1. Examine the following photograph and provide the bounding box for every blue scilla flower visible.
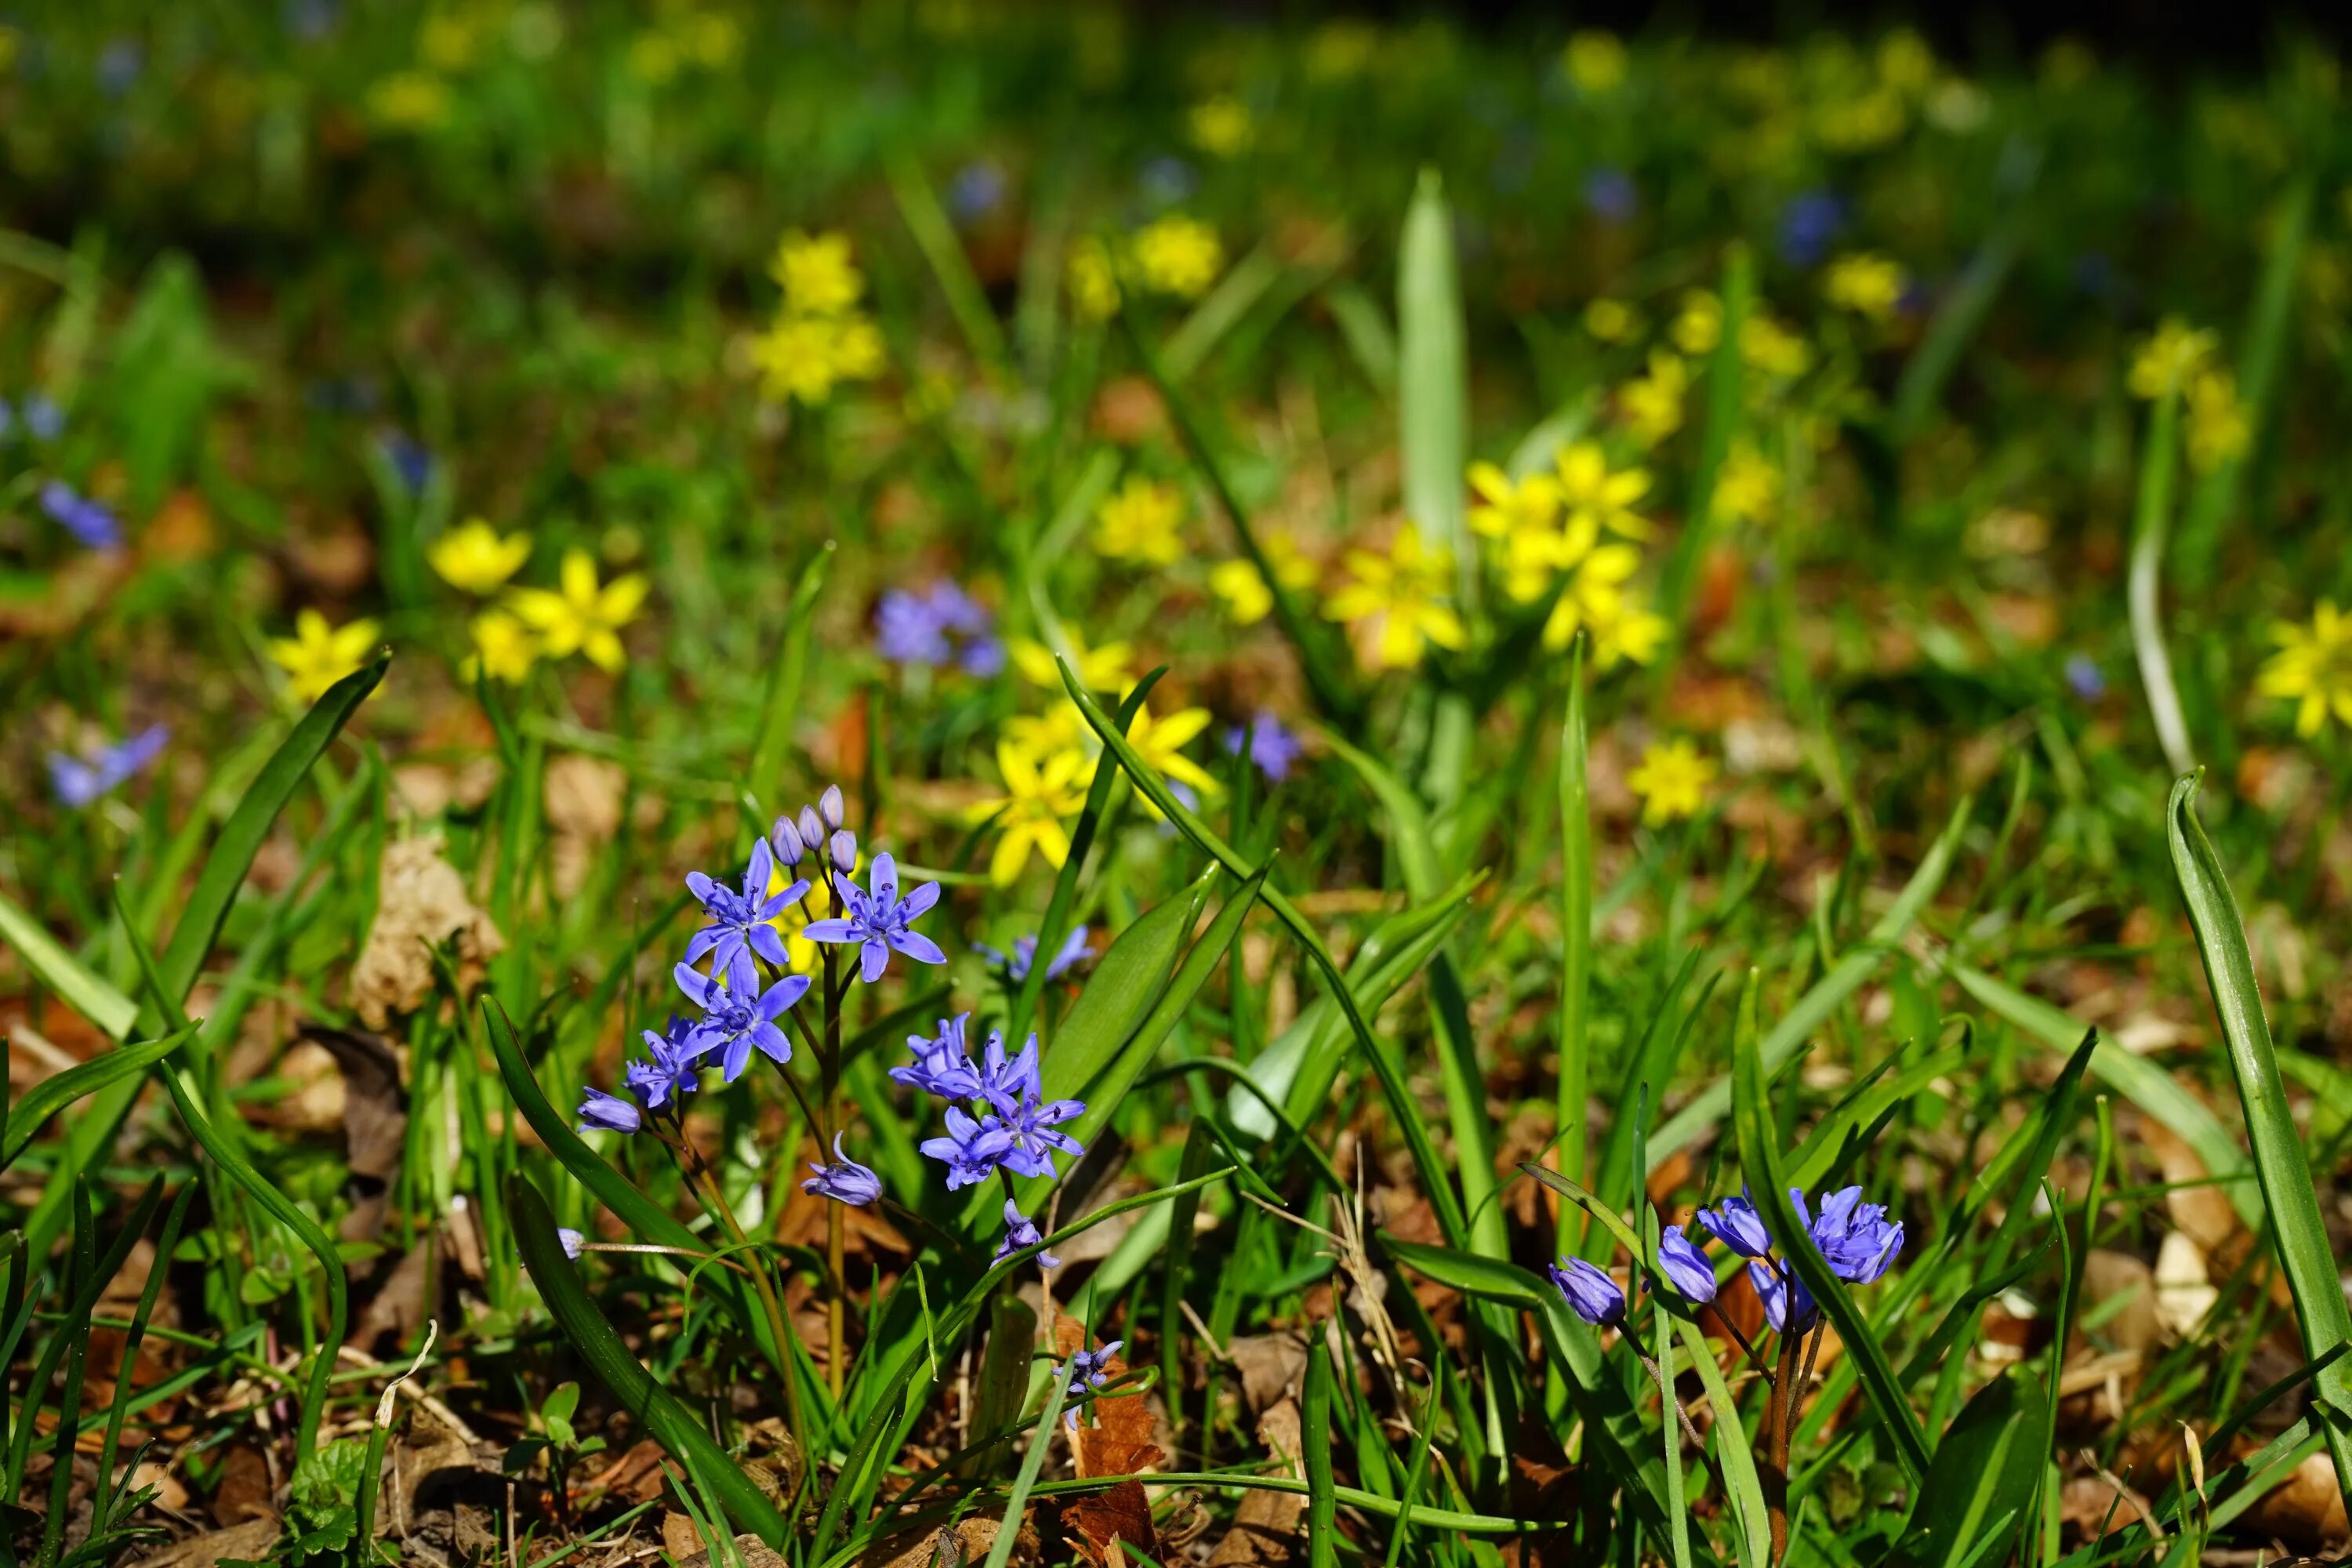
[892,1014,985,1100]
[1696,1191,1773,1258]
[48,724,169,809]
[976,1030,1042,1114]
[920,1105,1000,1190]
[1584,166,1638,224]
[1749,1261,1817,1334]
[676,954,811,1083]
[576,1087,641,1135]
[1222,710,1303,783]
[1549,1256,1627,1327]
[975,927,1094,985]
[1779,189,1846,267]
[624,1017,703,1110]
[971,1090,1086,1180]
[40,480,121,550]
[685,840,807,975]
[22,396,62,443]
[806,852,946,983]
[1056,1339,1124,1428]
[1798,1185,1904,1285]
[1657,1224,1719,1305]
[876,590,954,666]
[803,1134,883,1207]
[994,1200,1058,1271]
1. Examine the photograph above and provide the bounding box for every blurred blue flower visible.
[1056,1338,1124,1428]
[875,582,999,675]
[685,840,806,975]
[949,160,1007,224]
[2066,654,2106,700]
[676,954,810,1082]
[975,927,1094,984]
[1657,1224,1717,1304]
[1222,710,1302,782]
[378,430,434,495]
[806,852,946,982]
[48,724,169,808]
[40,480,122,550]
[285,0,340,40]
[1548,1256,1626,1327]
[993,1199,1058,1271]
[1139,156,1196,207]
[557,1227,586,1260]
[1584,166,1638,224]
[22,395,62,442]
[803,1133,883,1207]
[1695,1192,1773,1257]
[96,38,143,96]
[575,1087,642,1135]
[891,1014,985,1100]
[1778,190,1846,267]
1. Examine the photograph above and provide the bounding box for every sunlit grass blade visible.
[2165,771,2352,1518]
[887,154,1009,375]
[2128,375,2194,774]
[1557,633,1592,1250]
[0,890,137,1041]
[1399,167,1472,608]
[748,541,833,807]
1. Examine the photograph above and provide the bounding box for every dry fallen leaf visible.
[350,835,503,1029]
[1055,1319,1162,1565]
[1206,1399,1306,1568]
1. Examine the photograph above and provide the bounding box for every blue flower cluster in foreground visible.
[1550,1184,1904,1334]
[570,781,1080,1271]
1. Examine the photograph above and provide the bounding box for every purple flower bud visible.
[829,829,858,874]
[1548,1256,1626,1327]
[797,805,826,850]
[771,815,806,866]
[819,785,844,829]
[993,1200,1058,1271]
[557,1228,587,1260]
[575,1087,642,1135]
[803,1134,884,1207]
[1697,1192,1774,1258]
[1657,1224,1717,1304]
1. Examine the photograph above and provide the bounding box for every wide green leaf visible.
[0,891,138,1042]
[1898,1370,2048,1568]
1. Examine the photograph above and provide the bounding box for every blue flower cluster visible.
[894,1014,1085,1270]
[40,480,121,551]
[1221,710,1303,783]
[0,394,64,445]
[48,724,169,808]
[874,581,1002,677]
[1549,1183,1904,1334]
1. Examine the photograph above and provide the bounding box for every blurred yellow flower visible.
[1555,443,1653,540]
[1005,702,1089,763]
[1325,527,1467,671]
[1123,704,1220,815]
[463,608,538,684]
[1131,216,1223,299]
[1009,631,1134,691]
[1740,314,1813,379]
[1712,441,1780,525]
[964,742,1090,886]
[1671,291,1722,355]
[1564,29,1628,94]
[1094,476,1186,566]
[1306,20,1379,80]
[510,550,648,673]
[2185,368,2250,471]
[1617,351,1688,447]
[2129,318,2217,400]
[750,314,885,405]
[771,230,865,317]
[1467,462,1560,542]
[429,519,532,594]
[0,26,20,75]
[269,609,381,705]
[1541,543,1642,651]
[680,11,741,67]
[628,31,681,82]
[2258,601,2352,738]
[1189,95,1255,157]
[421,13,486,70]
[368,72,451,130]
[1587,594,1669,668]
[1209,532,1316,626]
[1584,297,1639,343]
[1069,238,1122,321]
[1878,29,1936,93]
[1824,253,1907,321]
[1628,738,1715,825]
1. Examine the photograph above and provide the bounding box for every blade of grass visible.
[748,542,833,808]
[0,892,137,1040]
[2165,772,2352,1516]
[1305,1335,1338,1568]
[1558,634,1592,1250]
[1656,241,1750,651]
[1399,167,1474,608]
[887,155,1009,374]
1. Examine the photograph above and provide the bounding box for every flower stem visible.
[1764,1317,1803,1565]
[822,945,846,1402]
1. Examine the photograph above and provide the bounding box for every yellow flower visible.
[1541,543,1642,651]
[1325,526,1468,672]
[2129,318,2217,400]
[1628,738,1716,826]
[1740,313,1813,379]
[509,550,648,673]
[2257,601,2352,738]
[1588,595,1669,668]
[269,609,381,706]
[681,12,742,67]
[964,742,1091,886]
[1711,441,1780,525]
[368,71,450,130]
[1209,533,1317,626]
[1123,704,1220,816]
[1555,443,1653,540]
[770,230,866,317]
[420,13,485,70]
[1584,297,1639,343]
[1189,95,1255,157]
[2185,368,2250,472]
[463,608,538,684]
[1617,351,1688,447]
[1467,461,1561,542]
[1563,29,1628,94]
[627,31,681,82]
[429,519,532,594]
[1131,216,1223,299]
[1069,238,1122,321]
[1671,291,1722,355]
[1005,702,1090,763]
[1009,631,1134,692]
[1094,476,1187,566]
[1824,253,1907,321]
[750,313,885,405]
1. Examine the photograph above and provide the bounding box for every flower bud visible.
[829,828,858,873]
[771,815,806,866]
[797,805,826,850]
[819,783,844,829]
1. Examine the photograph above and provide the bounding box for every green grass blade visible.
[1905,1370,2048,1568]
[1557,635,1592,1248]
[509,1174,788,1548]
[0,891,137,1041]
[1730,971,1933,1483]
[1890,229,2022,444]
[748,543,833,806]
[2,1024,192,1172]
[1398,167,1473,608]
[2165,773,2352,1515]
[1650,797,1971,1169]
[1305,1335,1338,1568]
[1657,241,1750,644]
[887,155,1009,374]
